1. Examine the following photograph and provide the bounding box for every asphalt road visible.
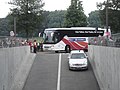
[23,51,100,90]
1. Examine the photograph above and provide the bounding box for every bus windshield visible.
[44,31,60,44]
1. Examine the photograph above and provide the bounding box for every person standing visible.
[28,40,33,52]
[33,40,37,53]
[37,42,40,52]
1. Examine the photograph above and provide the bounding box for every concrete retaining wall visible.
[88,45,120,90]
[0,46,36,90]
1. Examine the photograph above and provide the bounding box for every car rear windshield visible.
[71,53,86,59]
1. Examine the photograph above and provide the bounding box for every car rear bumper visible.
[69,66,88,70]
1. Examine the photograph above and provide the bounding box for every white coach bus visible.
[40,27,104,52]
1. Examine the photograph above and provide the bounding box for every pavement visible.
[23,52,100,90]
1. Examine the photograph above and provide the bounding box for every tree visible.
[41,10,67,28]
[0,18,10,36]
[88,10,103,27]
[97,0,120,33]
[9,0,44,37]
[64,0,87,27]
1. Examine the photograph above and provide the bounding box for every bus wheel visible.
[65,45,71,53]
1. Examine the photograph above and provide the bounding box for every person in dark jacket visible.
[33,40,37,53]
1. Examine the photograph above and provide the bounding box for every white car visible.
[68,50,88,70]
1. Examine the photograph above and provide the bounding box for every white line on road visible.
[57,53,62,90]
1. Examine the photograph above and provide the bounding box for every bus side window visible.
[52,35,57,43]
[52,33,58,43]
[54,37,58,43]
[46,36,48,40]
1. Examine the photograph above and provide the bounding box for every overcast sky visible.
[0,0,105,18]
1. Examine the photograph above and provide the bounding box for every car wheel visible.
[69,66,71,70]
[85,67,88,70]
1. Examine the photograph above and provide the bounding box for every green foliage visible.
[0,10,67,36]
[9,0,44,37]
[0,18,11,36]
[64,0,87,27]
[42,10,66,28]
[88,10,102,27]
[97,0,120,33]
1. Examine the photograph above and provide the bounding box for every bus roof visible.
[45,27,106,31]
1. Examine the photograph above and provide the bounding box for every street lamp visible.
[14,17,16,37]
[106,0,109,33]
[13,8,18,37]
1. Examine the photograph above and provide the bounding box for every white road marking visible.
[57,53,62,90]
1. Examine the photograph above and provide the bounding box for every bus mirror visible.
[40,33,46,40]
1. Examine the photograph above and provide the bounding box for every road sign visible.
[10,31,15,36]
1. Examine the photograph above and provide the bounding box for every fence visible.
[0,36,27,48]
[89,33,120,48]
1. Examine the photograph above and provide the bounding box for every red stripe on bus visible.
[62,38,85,50]
[62,38,76,49]
[77,42,88,48]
